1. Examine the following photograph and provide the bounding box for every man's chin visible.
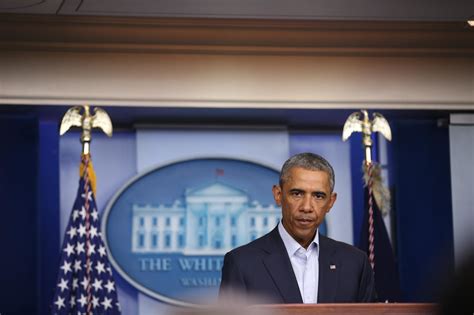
[294,229,317,243]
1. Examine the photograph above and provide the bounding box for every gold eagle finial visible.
[59,105,113,154]
[342,109,391,164]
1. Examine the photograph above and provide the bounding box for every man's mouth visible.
[296,218,315,226]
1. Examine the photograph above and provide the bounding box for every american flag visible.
[52,155,121,314]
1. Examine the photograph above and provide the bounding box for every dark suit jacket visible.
[219,226,376,303]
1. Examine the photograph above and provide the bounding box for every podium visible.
[174,303,438,315]
[251,303,438,315]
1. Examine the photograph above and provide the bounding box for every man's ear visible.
[272,185,282,206]
[327,192,337,213]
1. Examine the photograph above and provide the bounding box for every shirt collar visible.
[278,220,319,256]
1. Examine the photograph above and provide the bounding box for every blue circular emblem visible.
[102,158,328,306]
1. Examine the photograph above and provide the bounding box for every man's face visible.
[272,167,337,248]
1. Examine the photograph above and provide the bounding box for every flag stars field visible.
[78,294,88,307]
[102,297,113,310]
[60,261,72,274]
[98,245,107,257]
[77,224,87,237]
[80,277,89,290]
[75,242,85,254]
[54,296,66,310]
[87,243,96,255]
[72,277,79,290]
[73,260,82,272]
[82,190,93,202]
[91,209,99,221]
[63,243,75,256]
[90,226,98,239]
[96,261,106,275]
[57,278,68,292]
[72,209,80,221]
[92,296,100,308]
[52,156,121,314]
[66,226,77,238]
[79,207,87,220]
[105,280,115,293]
[92,278,103,291]
[69,295,76,307]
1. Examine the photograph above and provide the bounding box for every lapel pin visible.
[330,264,336,270]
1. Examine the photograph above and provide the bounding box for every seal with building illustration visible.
[102,158,287,306]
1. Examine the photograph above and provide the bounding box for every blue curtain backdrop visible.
[0,113,456,314]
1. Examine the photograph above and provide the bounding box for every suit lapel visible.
[261,227,303,303]
[318,235,338,303]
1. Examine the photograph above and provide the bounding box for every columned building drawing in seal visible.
[132,182,280,255]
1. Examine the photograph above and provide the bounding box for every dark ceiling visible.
[1,0,473,22]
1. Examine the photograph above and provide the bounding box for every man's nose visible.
[300,195,313,212]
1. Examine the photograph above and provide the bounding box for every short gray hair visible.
[279,152,335,191]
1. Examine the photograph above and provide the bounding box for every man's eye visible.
[291,191,303,197]
[313,193,325,199]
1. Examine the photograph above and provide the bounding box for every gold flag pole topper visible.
[342,109,392,165]
[59,104,113,155]
[59,105,113,195]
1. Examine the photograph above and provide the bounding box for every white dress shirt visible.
[278,222,319,303]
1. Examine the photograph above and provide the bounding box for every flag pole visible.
[59,104,113,312]
[342,109,402,302]
[53,105,120,314]
[342,109,392,270]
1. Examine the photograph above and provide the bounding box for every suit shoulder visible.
[225,231,272,259]
[321,235,368,260]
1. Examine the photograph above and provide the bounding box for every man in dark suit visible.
[219,152,376,303]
